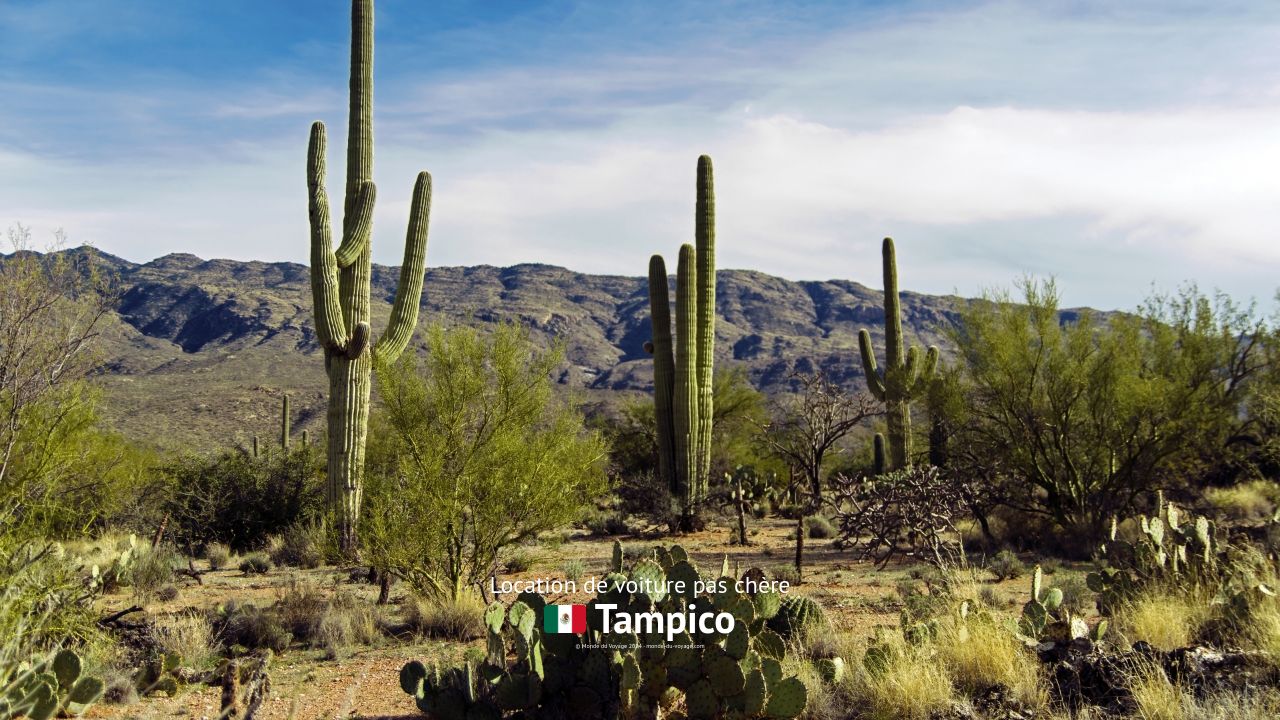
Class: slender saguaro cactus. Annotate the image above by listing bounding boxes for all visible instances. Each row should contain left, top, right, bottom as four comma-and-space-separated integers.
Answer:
858, 238, 938, 470
307, 0, 431, 555
644, 156, 716, 530
280, 395, 291, 450
694, 156, 716, 495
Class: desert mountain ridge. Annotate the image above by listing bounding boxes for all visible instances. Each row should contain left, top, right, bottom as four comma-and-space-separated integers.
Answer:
16, 247, 1067, 451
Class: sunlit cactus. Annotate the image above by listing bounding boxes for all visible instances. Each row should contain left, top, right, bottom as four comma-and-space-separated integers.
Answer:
306, 0, 431, 555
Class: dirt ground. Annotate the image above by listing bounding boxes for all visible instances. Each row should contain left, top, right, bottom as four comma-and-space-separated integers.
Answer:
88, 516, 1081, 719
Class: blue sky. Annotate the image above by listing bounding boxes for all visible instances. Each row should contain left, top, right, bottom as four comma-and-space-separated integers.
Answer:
2, 0, 1279, 310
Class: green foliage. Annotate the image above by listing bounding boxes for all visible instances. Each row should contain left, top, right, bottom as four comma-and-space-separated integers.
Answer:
238, 554, 272, 576
365, 322, 608, 601
0, 539, 104, 658
161, 446, 324, 554
766, 594, 828, 642
952, 280, 1264, 544
400, 544, 811, 719
804, 515, 836, 540
987, 550, 1025, 582
268, 518, 333, 569
858, 238, 940, 471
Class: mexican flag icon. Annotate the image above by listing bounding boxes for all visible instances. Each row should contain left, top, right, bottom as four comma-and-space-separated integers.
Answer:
544, 604, 586, 634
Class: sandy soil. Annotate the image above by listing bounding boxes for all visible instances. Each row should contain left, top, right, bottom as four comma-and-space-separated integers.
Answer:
87, 516, 1080, 719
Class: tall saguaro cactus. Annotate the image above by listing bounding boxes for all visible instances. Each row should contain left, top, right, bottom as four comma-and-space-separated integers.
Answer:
858, 238, 938, 471
306, 0, 431, 555
645, 156, 716, 530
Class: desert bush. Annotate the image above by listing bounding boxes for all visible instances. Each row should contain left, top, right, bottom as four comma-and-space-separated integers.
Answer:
951, 281, 1262, 546
583, 510, 630, 537
988, 549, 1026, 581
268, 518, 330, 569
503, 549, 535, 574
163, 446, 324, 553
1206, 481, 1278, 524
273, 582, 381, 660
0, 538, 106, 656
769, 564, 801, 587
806, 514, 837, 539
150, 611, 219, 669
363, 322, 608, 601
561, 558, 585, 584
1055, 573, 1094, 615
403, 590, 486, 641
156, 584, 179, 602
128, 544, 184, 602
213, 601, 291, 653
205, 543, 231, 571
238, 553, 272, 575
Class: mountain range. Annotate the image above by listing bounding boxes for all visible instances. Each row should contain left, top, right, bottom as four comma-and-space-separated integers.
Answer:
56, 248, 975, 452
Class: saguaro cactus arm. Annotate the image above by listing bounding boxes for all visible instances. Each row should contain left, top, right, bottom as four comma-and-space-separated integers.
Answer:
307, 123, 350, 352
857, 330, 886, 400
334, 181, 377, 268
374, 171, 432, 364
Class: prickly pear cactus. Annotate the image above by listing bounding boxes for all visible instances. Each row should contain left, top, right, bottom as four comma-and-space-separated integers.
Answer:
399, 546, 812, 719
1, 649, 104, 720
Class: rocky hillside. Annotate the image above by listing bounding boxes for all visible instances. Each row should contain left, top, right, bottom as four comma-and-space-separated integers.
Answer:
58, 248, 968, 451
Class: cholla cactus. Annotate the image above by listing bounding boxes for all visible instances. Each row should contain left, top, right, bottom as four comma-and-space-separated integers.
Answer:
306, 0, 431, 555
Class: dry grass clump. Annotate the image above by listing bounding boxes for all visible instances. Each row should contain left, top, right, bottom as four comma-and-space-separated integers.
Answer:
938, 615, 1046, 709
1119, 591, 1210, 651
1205, 481, 1278, 524
274, 579, 383, 659
151, 611, 220, 669
404, 589, 487, 641
204, 542, 232, 570
1130, 661, 1187, 720
845, 632, 956, 720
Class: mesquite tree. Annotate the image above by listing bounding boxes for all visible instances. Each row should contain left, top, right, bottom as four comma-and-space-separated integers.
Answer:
306, 0, 431, 555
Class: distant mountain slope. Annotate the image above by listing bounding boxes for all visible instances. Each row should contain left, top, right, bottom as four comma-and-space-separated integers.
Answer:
46, 248, 971, 451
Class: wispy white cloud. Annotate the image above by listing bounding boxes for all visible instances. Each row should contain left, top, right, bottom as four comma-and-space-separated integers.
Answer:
3, 0, 1280, 310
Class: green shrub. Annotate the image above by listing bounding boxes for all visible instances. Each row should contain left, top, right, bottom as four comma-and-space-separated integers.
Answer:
273, 581, 382, 660
238, 553, 272, 576
561, 558, 586, 584
128, 545, 184, 602
503, 550, 535, 574
769, 564, 801, 587
806, 515, 837, 539
205, 543, 231, 571
268, 518, 330, 569
163, 447, 324, 553
987, 549, 1025, 581
213, 601, 291, 652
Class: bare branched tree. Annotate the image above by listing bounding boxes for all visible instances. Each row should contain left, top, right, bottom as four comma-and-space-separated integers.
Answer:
754, 370, 880, 579
754, 370, 881, 503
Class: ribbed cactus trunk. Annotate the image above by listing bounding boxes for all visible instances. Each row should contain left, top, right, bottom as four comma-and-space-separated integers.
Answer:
872, 433, 886, 475
307, 0, 432, 557
694, 156, 715, 503
644, 156, 717, 531
858, 238, 939, 471
648, 256, 677, 494
674, 244, 699, 515
281, 395, 291, 450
